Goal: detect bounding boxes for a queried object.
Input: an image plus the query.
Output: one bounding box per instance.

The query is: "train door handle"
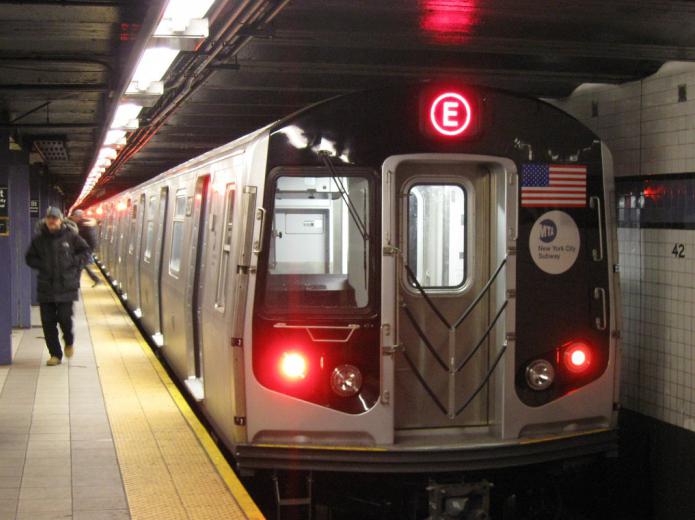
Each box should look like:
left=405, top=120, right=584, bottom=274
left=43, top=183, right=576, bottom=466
left=590, top=196, right=604, bottom=262
left=593, top=287, right=607, bottom=330
left=252, top=207, right=267, bottom=255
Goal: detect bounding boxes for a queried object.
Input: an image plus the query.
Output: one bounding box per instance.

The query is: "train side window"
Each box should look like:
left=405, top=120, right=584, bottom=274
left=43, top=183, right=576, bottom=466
left=214, top=184, right=235, bottom=311
left=264, top=174, right=372, bottom=311
left=169, top=190, right=187, bottom=276
left=407, top=184, right=466, bottom=289
left=143, top=195, right=156, bottom=263
left=128, top=204, right=137, bottom=255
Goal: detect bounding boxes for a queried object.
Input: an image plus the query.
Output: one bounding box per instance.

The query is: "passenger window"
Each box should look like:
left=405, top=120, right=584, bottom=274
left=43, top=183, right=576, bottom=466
left=144, top=222, right=154, bottom=262
left=214, top=185, right=235, bottom=310
left=169, top=190, right=187, bottom=276
left=264, top=174, right=372, bottom=310
left=407, top=184, right=466, bottom=289
left=143, top=195, right=156, bottom=263
left=128, top=204, right=137, bottom=255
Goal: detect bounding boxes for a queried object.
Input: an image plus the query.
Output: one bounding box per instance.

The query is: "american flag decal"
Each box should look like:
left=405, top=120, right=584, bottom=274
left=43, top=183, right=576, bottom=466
left=520, top=163, right=587, bottom=207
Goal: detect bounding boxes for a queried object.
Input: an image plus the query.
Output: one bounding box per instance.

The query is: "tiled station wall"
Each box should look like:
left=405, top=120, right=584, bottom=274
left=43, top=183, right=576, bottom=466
left=553, top=62, right=695, bottom=432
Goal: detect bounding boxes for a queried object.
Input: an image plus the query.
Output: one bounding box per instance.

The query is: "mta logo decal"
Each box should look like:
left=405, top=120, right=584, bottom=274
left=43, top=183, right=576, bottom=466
left=539, top=219, right=557, bottom=243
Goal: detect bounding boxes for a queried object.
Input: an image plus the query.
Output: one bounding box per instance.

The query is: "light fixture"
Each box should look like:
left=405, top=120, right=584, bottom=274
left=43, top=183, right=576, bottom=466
left=279, top=352, right=308, bottom=381
left=330, top=364, right=363, bottom=397
left=563, top=342, right=592, bottom=374
left=111, top=103, right=142, bottom=130
left=104, top=130, right=127, bottom=147
left=127, top=47, right=180, bottom=94
left=70, top=0, right=216, bottom=211
left=156, top=0, right=215, bottom=34
left=98, top=148, right=117, bottom=160
left=525, top=359, right=555, bottom=391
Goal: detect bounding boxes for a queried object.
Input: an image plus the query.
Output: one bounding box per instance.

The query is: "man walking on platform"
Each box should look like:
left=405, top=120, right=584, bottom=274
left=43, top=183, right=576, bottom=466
left=26, top=207, right=91, bottom=365
left=69, top=209, right=101, bottom=286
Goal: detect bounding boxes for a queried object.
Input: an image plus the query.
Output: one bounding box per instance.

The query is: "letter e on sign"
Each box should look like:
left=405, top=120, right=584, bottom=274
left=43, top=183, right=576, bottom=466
left=430, top=93, right=471, bottom=136
left=420, top=88, right=480, bottom=139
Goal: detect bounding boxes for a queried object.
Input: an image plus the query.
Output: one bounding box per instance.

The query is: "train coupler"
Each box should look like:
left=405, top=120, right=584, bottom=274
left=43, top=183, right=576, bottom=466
left=426, top=478, right=492, bottom=520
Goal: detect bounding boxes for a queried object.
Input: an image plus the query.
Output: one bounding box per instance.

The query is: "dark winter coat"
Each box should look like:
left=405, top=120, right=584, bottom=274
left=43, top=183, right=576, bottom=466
left=76, top=219, right=99, bottom=251
left=25, top=223, right=91, bottom=303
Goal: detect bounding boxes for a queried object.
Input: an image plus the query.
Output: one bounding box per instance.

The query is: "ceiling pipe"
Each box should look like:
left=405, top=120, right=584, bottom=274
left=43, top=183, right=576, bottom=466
left=73, top=0, right=168, bottom=206
left=86, top=0, right=292, bottom=205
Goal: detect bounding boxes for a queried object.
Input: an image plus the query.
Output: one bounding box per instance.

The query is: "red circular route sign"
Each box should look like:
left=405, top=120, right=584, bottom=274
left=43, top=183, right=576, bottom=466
left=429, top=92, right=472, bottom=136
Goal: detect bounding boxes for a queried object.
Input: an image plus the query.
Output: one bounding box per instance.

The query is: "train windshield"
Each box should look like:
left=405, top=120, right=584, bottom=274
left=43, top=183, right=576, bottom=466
left=263, top=174, right=372, bottom=312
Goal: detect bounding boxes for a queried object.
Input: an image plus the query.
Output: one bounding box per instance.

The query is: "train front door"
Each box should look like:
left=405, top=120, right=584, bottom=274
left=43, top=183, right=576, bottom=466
left=382, top=155, right=501, bottom=430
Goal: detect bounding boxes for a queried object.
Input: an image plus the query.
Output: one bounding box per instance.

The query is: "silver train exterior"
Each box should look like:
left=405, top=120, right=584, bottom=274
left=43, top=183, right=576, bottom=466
left=87, top=84, right=620, bottom=474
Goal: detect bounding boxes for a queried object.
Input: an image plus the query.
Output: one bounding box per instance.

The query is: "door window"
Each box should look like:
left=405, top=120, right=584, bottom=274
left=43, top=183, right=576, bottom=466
left=407, top=184, right=466, bottom=289
left=169, top=190, right=187, bottom=276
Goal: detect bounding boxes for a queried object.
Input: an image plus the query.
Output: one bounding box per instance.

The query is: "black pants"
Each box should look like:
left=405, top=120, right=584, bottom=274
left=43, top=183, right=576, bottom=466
left=39, top=302, right=74, bottom=359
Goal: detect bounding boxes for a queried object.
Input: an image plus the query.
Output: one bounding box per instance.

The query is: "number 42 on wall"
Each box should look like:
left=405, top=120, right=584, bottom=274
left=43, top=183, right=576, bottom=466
left=672, top=243, right=685, bottom=258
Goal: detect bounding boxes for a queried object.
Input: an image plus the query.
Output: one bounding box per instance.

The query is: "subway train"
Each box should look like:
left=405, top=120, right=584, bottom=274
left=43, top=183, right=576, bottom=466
left=86, top=84, right=620, bottom=513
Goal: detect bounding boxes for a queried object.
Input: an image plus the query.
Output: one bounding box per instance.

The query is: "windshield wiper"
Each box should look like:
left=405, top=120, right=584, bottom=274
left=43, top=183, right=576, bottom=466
left=319, top=152, right=369, bottom=242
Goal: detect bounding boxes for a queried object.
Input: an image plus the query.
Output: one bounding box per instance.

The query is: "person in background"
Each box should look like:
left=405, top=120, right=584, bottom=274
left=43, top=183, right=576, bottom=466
left=26, top=206, right=91, bottom=366
left=69, top=209, right=101, bottom=287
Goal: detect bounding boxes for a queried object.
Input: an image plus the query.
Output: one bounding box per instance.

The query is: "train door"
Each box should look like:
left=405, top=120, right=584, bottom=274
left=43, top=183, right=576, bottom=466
left=132, top=193, right=146, bottom=315
left=185, top=175, right=210, bottom=397
left=383, top=155, right=502, bottom=431
left=152, top=186, right=169, bottom=344
left=116, top=200, right=129, bottom=291
left=138, top=194, right=157, bottom=334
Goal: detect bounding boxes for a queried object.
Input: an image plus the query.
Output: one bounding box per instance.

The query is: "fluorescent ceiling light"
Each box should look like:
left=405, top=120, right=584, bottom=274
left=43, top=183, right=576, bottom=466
left=111, top=103, right=142, bottom=129
left=156, top=0, right=215, bottom=33
left=98, top=148, right=117, bottom=160
left=128, top=47, right=179, bottom=93
left=104, top=130, right=127, bottom=146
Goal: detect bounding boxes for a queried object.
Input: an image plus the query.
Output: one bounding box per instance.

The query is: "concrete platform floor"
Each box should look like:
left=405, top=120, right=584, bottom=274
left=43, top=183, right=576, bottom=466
left=0, top=278, right=262, bottom=520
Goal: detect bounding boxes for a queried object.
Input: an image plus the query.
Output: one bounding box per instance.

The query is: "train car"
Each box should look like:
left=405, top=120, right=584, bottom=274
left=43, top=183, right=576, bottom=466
left=87, top=84, right=620, bottom=514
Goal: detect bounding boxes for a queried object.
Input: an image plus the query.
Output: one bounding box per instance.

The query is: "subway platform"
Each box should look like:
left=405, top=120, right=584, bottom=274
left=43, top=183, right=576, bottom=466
left=0, top=273, right=263, bottom=520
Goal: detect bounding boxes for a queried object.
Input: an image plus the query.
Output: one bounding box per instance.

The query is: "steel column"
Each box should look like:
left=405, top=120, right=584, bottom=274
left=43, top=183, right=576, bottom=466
left=0, top=126, right=10, bottom=364
left=9, top=150, right=31, bottom=328
left=29, top=165, right=41, bottom=305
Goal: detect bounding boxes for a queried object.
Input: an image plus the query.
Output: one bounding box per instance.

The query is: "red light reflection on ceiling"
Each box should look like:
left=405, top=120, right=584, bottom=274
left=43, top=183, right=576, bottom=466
left=642, top=183, right=665, bottom=201
left=420, top=0, right=479, bottom=44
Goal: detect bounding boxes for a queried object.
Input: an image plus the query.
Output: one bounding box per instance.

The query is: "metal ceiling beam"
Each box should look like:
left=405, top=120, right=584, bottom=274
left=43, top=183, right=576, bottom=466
left=0, top=84, right=107, bottom=91
left=258, top=30, right=695, bottom=62
left=0, top=1, right=128, bottom=6
left=233, top=60, right=637, bottom=84
left=0, top=56, right=112, bottom=70
left=2, top=123, right=98, bottom=128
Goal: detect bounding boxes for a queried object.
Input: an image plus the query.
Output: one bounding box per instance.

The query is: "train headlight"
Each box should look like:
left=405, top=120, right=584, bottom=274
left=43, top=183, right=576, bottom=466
left=330, top=364, right=362, bottom=397
left=525, top=359, right=555, bottom=391
left=563, top=342, right=591, bottom=374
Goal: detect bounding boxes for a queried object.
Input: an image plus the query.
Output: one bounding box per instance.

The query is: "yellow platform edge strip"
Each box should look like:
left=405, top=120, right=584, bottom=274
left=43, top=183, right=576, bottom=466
left=99, top=281, right=265, bottom=520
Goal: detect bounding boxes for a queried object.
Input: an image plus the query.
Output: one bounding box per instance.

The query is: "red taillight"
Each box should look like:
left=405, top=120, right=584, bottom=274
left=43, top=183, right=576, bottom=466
left=563, top=342, right=591, bottom=373
left=279, top=352, right=308, bottom=381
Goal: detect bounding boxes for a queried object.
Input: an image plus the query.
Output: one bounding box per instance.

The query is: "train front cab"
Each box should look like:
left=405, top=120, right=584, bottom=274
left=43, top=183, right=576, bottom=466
left=240, top=87, right=620, bottom=472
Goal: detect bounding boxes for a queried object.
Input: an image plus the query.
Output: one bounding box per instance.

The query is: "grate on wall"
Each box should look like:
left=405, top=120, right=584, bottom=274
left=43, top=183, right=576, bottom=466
left=34, top=139, right=69, bottom=161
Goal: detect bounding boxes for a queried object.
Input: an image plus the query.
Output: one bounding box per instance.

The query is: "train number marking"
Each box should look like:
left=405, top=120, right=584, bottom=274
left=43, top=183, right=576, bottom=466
left=672, top=243, right=685, bottom=258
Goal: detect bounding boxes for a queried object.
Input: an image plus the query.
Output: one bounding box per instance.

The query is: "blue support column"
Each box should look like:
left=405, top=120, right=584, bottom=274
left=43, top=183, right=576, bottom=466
left=29, top=165, right=41, bottom=305
left=10, top=149, right=31, bottom=328
left=0, top=128, right=11, bottom=365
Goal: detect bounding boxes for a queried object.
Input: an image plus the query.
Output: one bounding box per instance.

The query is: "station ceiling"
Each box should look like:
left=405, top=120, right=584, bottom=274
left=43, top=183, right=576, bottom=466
left=2, top=0, right=695, bottom=206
